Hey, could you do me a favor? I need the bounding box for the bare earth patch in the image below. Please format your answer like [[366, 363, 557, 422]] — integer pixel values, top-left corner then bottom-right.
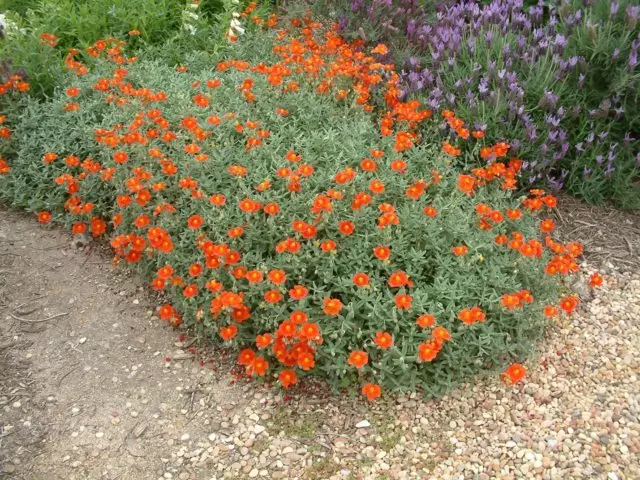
[[1, 205, 639, 480]]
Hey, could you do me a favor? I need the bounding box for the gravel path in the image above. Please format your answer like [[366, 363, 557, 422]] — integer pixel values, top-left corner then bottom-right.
[[1, 207, 638, 480]]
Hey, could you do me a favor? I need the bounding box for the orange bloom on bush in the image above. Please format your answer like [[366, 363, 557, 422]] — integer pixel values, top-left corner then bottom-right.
[[373, 245, 391, 261], [338, 220, 355, 235], [289, 284, 309, 300], [38, 211, 52, 223], [348, 350, 368, 369], [458, 306, 486, 324], [589, 272, 604, 287], [374, 331, 393, 349], [352, 272, 370, 287], [220, 325, 238, 341], [451, 245, 468, 256], [187, 215, 203, 229], [502, 363, 526, 385], [361, 383, 381, 401], [417, 340, 441, 363], [323, 297, 343, 316], [279, 369, 297, 388], [416, 314, 436, 328], [394, 294, 412, 310], [559, 295, 579, 315]]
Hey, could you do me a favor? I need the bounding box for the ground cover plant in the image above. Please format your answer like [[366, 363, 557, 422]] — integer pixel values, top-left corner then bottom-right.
[[330, 0, 640, 209], [0, 10, 595, 400]]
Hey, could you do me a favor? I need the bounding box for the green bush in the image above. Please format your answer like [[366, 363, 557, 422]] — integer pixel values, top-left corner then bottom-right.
[[0, 0, 243, 98], [0, 19, 583, 398]]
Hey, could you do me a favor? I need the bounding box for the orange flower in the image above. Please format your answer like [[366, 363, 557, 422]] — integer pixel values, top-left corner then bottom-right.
[[451, 245, 468, 256], [417, 340, 441, 363], [589, 272, 604, 287], [71, 222, 86, 234], [297, 353, 316, 371], [268, 269, 286, 285], [506, 209, 521, 220], [38, 211, 52, 224], [501, 363, 526, 385], [246, 270, 263, 283], [360, 158, 378, 172], [300, 322, 321, 341], [210, 194, 227, 206], [289, 284, 309, 300], [361, 383, 381, 401], [220, 325, 238, 341], [352, 272, 370, 287], [323, 297, 343, 316], [543, 305, 559, 317], [457, 306, 486, 324], [248, 356, 269, 376], [42, 152, 58, 164], [500, 293, 521, 310], [338, 220, 355, 235], [238, 348, 256, 366], [183, 284, 198, 298], [371, 43, 388, 55], [277, 320, 296, 337], [157, 265, 174, 279], [416, 313, 436, 328], [278, 369, 298, 388], [373, 245, 391, 261], [432, 326, 451, 344], [457, 174, 476, 195], [264, 290, 283, 304], [347, 350, 368, 368], [559, 295, 579, 315], [423, 206, 437, 217], [320, 240, 337, 252], [113, 151, 129, 164], [188, 263, 203, 277], [374, 331, 393, 349], [394, 294, 412, 310], [187, 215, 203, 229], [388, 270, 408, 288], [255, 334, 273, 349], [390, 159, 407, 173], [540, 218, 556, 233]]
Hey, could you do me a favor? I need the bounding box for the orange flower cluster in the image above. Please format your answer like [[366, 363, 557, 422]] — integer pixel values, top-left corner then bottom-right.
[[0, 12, 594, 400]]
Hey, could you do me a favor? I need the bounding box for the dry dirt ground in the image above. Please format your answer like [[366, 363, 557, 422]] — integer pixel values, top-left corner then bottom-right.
[[1, 204, 639, 480], [0, 207, 249, 479]]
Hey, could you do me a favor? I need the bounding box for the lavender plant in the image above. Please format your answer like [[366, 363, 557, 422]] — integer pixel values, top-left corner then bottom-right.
[[328, 0, 640, 208]]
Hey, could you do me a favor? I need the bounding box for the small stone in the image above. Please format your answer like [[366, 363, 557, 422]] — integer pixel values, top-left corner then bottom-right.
[[79, 337, 87, 344], [249, 469, 259, 478], [356, 420, 371, 429], [181, 434, 190, 442]]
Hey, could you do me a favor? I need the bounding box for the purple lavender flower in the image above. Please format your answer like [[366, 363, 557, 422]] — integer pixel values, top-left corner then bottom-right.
[[610, 2, 619, 19]]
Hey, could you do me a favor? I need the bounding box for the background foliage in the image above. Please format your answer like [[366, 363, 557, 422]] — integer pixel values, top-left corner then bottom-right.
[[325, 0, 640, 208]]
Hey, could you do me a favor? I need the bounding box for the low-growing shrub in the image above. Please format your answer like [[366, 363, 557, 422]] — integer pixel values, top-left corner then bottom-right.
[[0, 15, 585, 398], [328, 0, 640, 209]]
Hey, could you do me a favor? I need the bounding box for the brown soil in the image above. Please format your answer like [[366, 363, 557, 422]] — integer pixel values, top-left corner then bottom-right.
[[0, 207, 244, 480]]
